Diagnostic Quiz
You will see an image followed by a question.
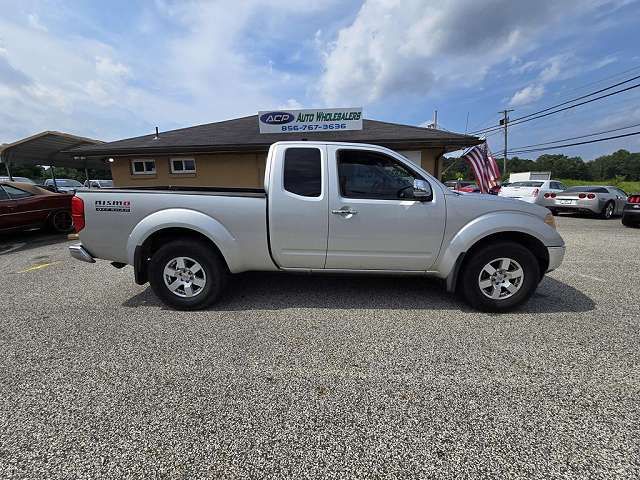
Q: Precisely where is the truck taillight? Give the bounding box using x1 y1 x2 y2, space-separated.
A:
531 188 539 197
71 196 85 233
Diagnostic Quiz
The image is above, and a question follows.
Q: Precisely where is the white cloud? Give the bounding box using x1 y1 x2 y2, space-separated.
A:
0 1 327 142
318 0 625 105
95 56 129 78
27 13 47 32
0 0 635 156
278 98 303 110
509 84 545 106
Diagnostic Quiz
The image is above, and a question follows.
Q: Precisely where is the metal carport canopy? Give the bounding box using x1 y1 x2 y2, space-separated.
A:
0 131 105 170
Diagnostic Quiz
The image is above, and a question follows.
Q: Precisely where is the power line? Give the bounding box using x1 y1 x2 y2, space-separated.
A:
474 81 640 135
489 93 640 145
467 112 500 133
510 74 640 122
557 64 640 97
471 74 640 135
507 121 640 150
507 130 640 154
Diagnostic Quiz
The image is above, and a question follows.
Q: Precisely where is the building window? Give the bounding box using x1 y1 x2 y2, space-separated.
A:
283 148 321 197
170 158 196 174
131 159 156 175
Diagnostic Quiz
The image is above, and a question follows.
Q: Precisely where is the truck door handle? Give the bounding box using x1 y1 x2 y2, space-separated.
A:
331 208 358 216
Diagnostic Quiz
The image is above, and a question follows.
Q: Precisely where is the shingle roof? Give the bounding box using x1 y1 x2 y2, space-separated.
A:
67 115 481 156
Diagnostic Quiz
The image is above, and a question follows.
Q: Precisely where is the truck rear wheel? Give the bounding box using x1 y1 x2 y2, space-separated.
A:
460 242 540 312
148 240 227 310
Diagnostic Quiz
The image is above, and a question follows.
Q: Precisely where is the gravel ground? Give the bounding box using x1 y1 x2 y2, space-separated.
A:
0 216 638 479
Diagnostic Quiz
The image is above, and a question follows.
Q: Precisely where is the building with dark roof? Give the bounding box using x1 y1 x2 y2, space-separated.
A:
68 115 481 188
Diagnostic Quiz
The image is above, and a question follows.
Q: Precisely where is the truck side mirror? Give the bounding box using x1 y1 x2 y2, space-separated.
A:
413 179 432 201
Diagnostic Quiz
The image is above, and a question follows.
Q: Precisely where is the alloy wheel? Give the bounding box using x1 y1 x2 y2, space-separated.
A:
163 256 207 298
477 257 524 300
605 203 614 218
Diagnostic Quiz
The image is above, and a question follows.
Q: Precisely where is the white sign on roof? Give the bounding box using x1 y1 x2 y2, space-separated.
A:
258 107 362 134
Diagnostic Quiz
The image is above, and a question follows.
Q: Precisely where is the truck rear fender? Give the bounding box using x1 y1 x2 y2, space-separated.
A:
126 208 240 272
437 211 561 289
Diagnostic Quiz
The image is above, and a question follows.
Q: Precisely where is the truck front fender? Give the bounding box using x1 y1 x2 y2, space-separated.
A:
126 208 241 271
435 211 563 281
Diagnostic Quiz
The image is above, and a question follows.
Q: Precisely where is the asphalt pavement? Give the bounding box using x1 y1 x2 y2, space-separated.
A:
0 216 638 479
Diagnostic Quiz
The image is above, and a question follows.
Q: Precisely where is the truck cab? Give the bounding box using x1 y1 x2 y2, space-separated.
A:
267 142 445 271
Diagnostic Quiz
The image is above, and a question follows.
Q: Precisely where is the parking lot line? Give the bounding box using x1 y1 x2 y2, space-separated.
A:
18 261 61 273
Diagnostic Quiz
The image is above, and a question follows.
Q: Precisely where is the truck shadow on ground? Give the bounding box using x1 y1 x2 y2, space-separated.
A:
0 229 70 255
124 273 595 314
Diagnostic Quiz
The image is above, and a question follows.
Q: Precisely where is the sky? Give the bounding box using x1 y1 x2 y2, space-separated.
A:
1 0 640 160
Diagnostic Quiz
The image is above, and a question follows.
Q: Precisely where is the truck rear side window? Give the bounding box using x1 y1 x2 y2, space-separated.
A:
283 148 321 197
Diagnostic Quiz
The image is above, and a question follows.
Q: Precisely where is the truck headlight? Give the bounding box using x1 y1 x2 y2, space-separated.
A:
544 212 556 229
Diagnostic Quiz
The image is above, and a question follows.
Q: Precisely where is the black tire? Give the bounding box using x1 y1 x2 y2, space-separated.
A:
601 201 615 219
148 240 227 310
622 216 639 228
549 208 559 216
459 242 540 312
48 210 73 233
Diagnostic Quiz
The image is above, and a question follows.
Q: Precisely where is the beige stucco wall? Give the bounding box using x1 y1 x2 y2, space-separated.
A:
110 148 443 188
111 152 267 188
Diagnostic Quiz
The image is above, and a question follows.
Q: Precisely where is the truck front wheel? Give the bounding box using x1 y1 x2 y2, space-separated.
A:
148 240 227 310
460 242 540 312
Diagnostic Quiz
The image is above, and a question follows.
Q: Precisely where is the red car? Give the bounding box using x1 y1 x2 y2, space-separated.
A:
0 181 73 233
457 182 480 193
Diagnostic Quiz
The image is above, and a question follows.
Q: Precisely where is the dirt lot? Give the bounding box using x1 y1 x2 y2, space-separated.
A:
0 216 638 479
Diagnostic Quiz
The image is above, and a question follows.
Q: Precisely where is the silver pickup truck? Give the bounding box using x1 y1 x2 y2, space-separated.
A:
69 141 565 312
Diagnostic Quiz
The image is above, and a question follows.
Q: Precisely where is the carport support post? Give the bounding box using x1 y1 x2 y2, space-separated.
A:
84 158 90 189
2 155 13 181
49 165 57 191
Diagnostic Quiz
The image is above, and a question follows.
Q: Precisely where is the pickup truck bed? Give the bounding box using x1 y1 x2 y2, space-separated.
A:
77 188 276 273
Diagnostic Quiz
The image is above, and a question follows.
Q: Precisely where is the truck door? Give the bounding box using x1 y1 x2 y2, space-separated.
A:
268 144 328 269
325 145 446 271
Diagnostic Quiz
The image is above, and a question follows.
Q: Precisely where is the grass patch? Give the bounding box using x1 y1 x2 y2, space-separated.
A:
559 179 640 193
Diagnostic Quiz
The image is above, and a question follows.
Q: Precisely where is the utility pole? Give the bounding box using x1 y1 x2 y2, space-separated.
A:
499 109 514 178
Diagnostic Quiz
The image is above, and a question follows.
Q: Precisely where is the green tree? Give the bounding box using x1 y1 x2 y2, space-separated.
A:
589 150 640 180
534 154 590 180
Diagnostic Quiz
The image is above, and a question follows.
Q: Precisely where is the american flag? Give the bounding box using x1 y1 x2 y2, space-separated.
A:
462 142 501 193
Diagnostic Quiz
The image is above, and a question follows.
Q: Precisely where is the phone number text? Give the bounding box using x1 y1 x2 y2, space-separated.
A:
281 123 348 132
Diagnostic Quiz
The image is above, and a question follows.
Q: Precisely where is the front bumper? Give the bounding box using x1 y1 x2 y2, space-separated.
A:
69 243 95 263
546 246 565 272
